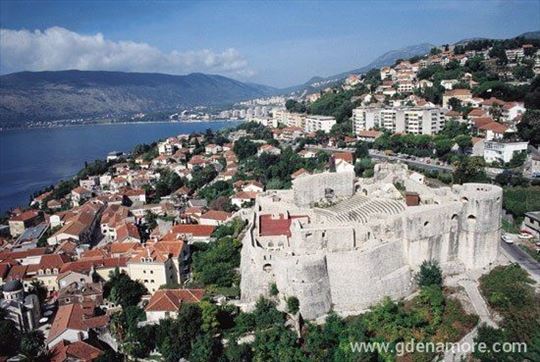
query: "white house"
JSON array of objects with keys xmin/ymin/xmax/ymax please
[{"xmin": 484, "ymin": 140, "xmax": 529, "ymax": 164}]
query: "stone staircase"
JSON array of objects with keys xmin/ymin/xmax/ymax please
[{"xmin": 315, "ymin": 194, "xmax": 405, "ymax": 224}]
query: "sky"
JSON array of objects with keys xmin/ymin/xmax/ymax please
[{"xmin": 1, "ymin": 0, "xmax": 539, "ymax": 88}]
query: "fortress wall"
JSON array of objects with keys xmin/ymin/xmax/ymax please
[
  {"xmin": 293, "ymin": 172, "xmax": 354, "ymax": 207},
  {"xmin": 456, "ymin": 184, "xmax": 502, "ymax": 269},
  {"xmin": 274, "ymin": 254, "xmax": 333, "ymax": 320},
  {"xmin": 401, "ymin": 203, "xmax": 462, "ymax": 267},
  {"xmin": 291, "ymin": 224, "xmax": 356, "ymax": 252},
  {"xmin": 325, "ymin": 240, "xmax": 413, "ymax": 312}
]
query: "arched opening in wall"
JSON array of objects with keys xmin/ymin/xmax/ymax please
[
  {"xmin": 451, "ymin": 214, "xmax": 458, "ymax": 222},
  {"xmin": 461, "ymin": 196, "xmax": 469, "ymax": 203},
  {"xmin": 467, "ymin": 215, "xmax": 477, "ymax": 224},
  {"xmin": 355, "ymin": 184, "xmax": 361, "ymax": 193},
  {"xmin": 263, "ymin": 264, "xmax": 272, "ymax": 273},
  {"xmin": 325, "ymin": 188, "xmax": 335, "ymax": 199},
  {"xmin": 362, "ymin": 189, "xmax": 368, "ymax": 196},
  {"xmin": 424, "ymin": 221, "xmax": 429, "ymax": 227}
]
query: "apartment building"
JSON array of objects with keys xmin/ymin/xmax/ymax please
[
  {"xmin": 483, "ymin": 140, "xmax": 528, "ymax": 164},
  {"xmin": 352, "ymin": 106, "xmax": 446, "ymax": 135},
  {"xmin": 304, "ymin": 115, "xmax": 336, "ymax": 133}
]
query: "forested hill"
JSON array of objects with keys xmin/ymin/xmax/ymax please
[{"xmin": 0, "ymin": 70, "xmax": 276, "ymax": 126}]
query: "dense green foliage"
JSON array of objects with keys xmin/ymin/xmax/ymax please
[
  {"xmin": 503, "ymin": 186, "xmax": 540, "ymax": 222},
  {"xmin": 415, "ymin": 260, "xmax": 443, "ymax": 288},
  {"xmin": 188, "ymin": 165, "xmax": 218, "ymax": 190},
  {"xmin": 453, "ymin": 156, "xmax": 489, "ymax": 184},
  {"xmin": 474, "ymin": 265, "xmax": 540, "ymax": 361},
  {"xmin": 285, "ymin": 99, "xmax": 307, "ymax": 113},
  {"xmin": 233, "ymin": 137, "xmax": 259, "ymax": 160},
  {"xmin": 104, "ymin": 268, "xmax": 148, "ymax": 308},
  {"xmin": 517, "ymin": 109, "xmax": 540, "ymax": 147}
]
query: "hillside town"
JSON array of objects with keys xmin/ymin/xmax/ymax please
[{"xmin": 1, "ymin": 36, "xmax": 540, "ymax": 361}]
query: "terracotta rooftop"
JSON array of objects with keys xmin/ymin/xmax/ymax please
[
  {"xmin": 333, "ymin": 152, "xmax": 354, "ymax": 163},
  {"xmin": 10, "ymin": 210, "xmax": 40, "ymax": 222},
  {"xmin": 50, "ymin": 340, "xmax": 102, "ymax": 362},
  {"xmin": 200, "ymin": 210, "xmax": 232, "ymax": 222},
  {"xmin": 358, "ymin": 130, "xmax": 383, "ymax": 138},
  {"xmin": 161, "ymin": 224, "xmax": 215, "ymax": 238},
  {"xmin": 48, "ymin": 303, "xmax": 108, "ymax": 343},
  {"xmin": 145, "ymin": 289, "xmax": 204, "ymax": 312},
  {"xmin": 478, "ymin": 122, "xmax": 508, "ymax": 134},
  {"xmin": 259, "ymin": 214, "xmax": 308, "ymax": 237}
]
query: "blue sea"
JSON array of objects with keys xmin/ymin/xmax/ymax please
[{"xmin": 0, "ymin": 121, "xmax": 241, "ymax": 213}]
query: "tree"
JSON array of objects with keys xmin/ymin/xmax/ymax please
[
  {"xmin": 354, "ymin": 141, "xmax": 369, "ymax": 160},
  {"xmin": 453, "ymin": 156, "xmax": 489, "ymax": 184},
  {"xmin": 434, "ymin": 138, "xmax": 454, "ymax": 157},
  {"xmin": 454, "ymin": 134, "xmax": 472, "ymax": 152},
  {"xmin": 0, "ymin": 317, "xmax": 21, "ymax": 357},
  {"xmin": 415, "ymin": 260, "xmax": 443, "ymax": 288},
  {"xmin": 233, "ymin": 137, "xmax": 258, "ymax": 160},
  {"xmin": 189, "ymin": 334, "xmax": 223, "ymax": 362},
  {"xmin": 517, "ymin": 110, "xmax": 540, "ymax": 147},
  {"xmin": 104, "ymin": 269, "xmax": 147, "ymax": 308},
  {"xmin": 29, "ymin": 280, "xmax": 48, "ymax": 305},
  {"xmin": 20, "ymin": 330, "xmax": 46, "ymax": 360},
  {"xmin": 156, "ymin": 304, "xmax": 203, "ymax": 361},
  {"xmin": 448, "ymin": 97, "xmax": 462, "ymax": 111},
  {"xmin": 513, "ymin": 65, "xmax": 534, "ymax": 81},
  {"xmin": 286, "ymin": 296, "xmax": 300, "ymax": 314},
  {"xmin": 285, "ymin": 99, "xmax": 307, "ymax": 113}
]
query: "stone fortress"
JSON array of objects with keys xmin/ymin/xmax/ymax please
[{"xmin": 240, "ymin": 163, "xmax": 502, "ymax": 320}]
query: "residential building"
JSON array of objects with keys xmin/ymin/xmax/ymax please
[
  {"xmin": 145, "ymin": 289, "xmax": 204, "ymax": 322},
  {"xmin": 483, "ymin": 140, "xmax": 528, "ymax": 164},
  {"xmin": 304, "ymin": 115, "xmax": 336, "ymax": 133},
  {"xmin": 9, "ymin": 210, "xmax": 43, "ymax": 238},
  {"xmin": 353, "ymin": 106, "xmax": 446, "ymax": 135},
  {"xmin": 199, "ymin": 210, "xmax": 233, "ymax": 226},
  {"xmin": 522, "ymin": 211, "xmax": 540, "ymax": 237},
  {"xmin": 442, "ymin": 89, "xmax": 472, "ymax": 108},
  {"xmin": 47, "ymin": 303, "xmax": 109, "ymax": 348},
  {"xmin": 161, "ymin": 224, "xmax": 215, "ymax": 244}
]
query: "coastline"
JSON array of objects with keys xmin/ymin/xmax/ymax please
[
  {"xmin": 0, "ymin": 120, "xmax": 243, "ymax": 212},
  {"xmin": 0, "ymin": 118, "xmax": 245, "ymax": 132}
]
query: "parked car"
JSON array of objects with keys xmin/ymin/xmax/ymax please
[
  {"xmin": 502, "ymin": 234, "xmax": 514, "ymax": 244},
  {"xmin": 518, "ymin": 232, "xmax": 534, "ymax": 240}
]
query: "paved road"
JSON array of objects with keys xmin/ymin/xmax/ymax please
[
  {"xmin": 500, "ymin": 240, "xmax": 540, "ymax": 279},
  {"xmin": 368, "ymin": 151, "xmax": 454, "ymax": 173},
  {"xmin": 303, "ymin": 145, "xmax": 454, "ymax": 173}
]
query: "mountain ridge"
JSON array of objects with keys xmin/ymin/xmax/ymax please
[{"xmin": 0, "ymin": 70, "xmax": 276, "ymax": 125}]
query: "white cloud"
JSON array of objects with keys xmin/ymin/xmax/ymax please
[{"xmin": 0, "ymin": 27, "xmax": 254, "ymax": 77}]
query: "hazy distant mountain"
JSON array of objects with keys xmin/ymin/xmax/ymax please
[
  {"xmin": 0, "ymin": 70, "xmax": 276, "ymax": 125},
  {"xmin": 515, "ymin": 30, "xmax": 540, "ymax": 39},
  {"xmin": 455, "ymin": 30, "xmax": 540, "ymax": 45},
  {"xmin": 284, "ymin": 43, "xmax": 434, "ymax": 94}
]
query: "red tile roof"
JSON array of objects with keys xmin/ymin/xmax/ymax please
[
  {"xmin": 333, "ymin": 152, "xmax": 354, "ymax": 163},
  {"xmin": 473, "ymin": 117, "xmax": 495, "ymax": 128},
  {"xmin": 145, "ymin": 289, "xmax": 204, "ymax": 312},
  {"xmin": 10, "ymin": 210, "xmax": 40, "ymax": 222},
  {"xmin": 478, "ymin": 122, "xmax": 508, "ymax": 134},
  {"xmin": 50, "ymin": 340, "xmax": 102, "ymax": 362},
  {"xmin": 161, "ymin": 224, "xmax": 215, "ymax": 239},
  {"xmin": 259, "ymin": 214, "xmax": 308, "ymax": 237},
  {"xmin": 200, "ymin": 210, "xmax": 232, "ymax": 222},
  {"xmin": 48, "ymin": 303, "xmax": 108, "ymax": 343},
  {"xmin": 358, "ymin": 130, "xmax": 383, "ymax": 138}
]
